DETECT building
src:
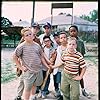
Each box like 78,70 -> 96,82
37,14 -> 98,32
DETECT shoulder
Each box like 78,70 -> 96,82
16,42 -> 25,49
75,51 -> 83,57
39,34 -> 44,38
34,42 -> 40,47
77,37 -> 84,43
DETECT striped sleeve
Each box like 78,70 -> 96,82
14,43 -> 23,57
79,54 -> 86,68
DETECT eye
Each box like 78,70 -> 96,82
26,34 -> 29,37
29,33 -> 32,35
70,30 -> 76,32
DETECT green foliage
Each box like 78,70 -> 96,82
78,31 -> 98,43
80,9 -> 98,23
37,30 -> 44,37
1,17 -> 13,28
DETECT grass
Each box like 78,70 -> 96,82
1,48 -> 17,83
1,59 -> 17,83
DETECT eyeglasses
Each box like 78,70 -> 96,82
44,40 -> 50,42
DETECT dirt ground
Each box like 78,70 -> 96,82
1,58 -> 98,100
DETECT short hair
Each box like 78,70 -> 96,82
59,31 -> 68,37
53,33 -> 59,37
43,35 -> 53,47
21,27 -> 31,36
67,36 -> 77,44
69,25 -> 78,32
43,35 -> 51,41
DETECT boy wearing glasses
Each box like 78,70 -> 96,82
39,22 -> 54,46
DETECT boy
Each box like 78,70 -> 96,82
14,23 -> 41,100
39,35 -> 57,99
13,27 -> 50,100
69,25 -> 90,98
53,32 -> 68,99
52,36 -> 86,100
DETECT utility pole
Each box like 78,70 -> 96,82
51,2 -> 73,25
31,1 -> 35,26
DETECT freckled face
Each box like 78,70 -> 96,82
23,31 -> 34,42
67,39 -> 77,51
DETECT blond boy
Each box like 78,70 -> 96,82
13,27 -> 50,100
52,37 -> 86,100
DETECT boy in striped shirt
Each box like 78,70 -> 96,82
13,27 -> 51,100
52,36 -> 86,100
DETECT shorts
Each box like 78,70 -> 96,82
23,70 -> 43,91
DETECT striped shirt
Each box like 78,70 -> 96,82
14,41 -> 43,72
61,49 -> 86,75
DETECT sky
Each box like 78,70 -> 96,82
1,1 -> 98,23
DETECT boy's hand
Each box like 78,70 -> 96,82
73,75 -> 82,80
52,65 -> 56,69
48,66 -> 53,73
21,66 -> 28,72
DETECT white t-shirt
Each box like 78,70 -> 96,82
53,46 -> 66,75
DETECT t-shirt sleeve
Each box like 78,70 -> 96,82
38,44 -> 43,56
79,54 -> 86,68
54,47 -> 63,65
13,44 -> 23,58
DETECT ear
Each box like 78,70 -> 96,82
23,36 -> 25,41
75,43 -> 77,49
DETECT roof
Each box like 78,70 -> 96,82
37,14 -> 97,26
13,20 -> 31,27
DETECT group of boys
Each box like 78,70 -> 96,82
13,22 -> 90,100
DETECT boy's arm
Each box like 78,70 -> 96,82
13,54 -> 21,68
79,66 -> 86,79
13,54 -> 27,71
40,52 -> 51,69
73,66 -> 86,80
52,62 -> 64,69
43,52 -> 51,65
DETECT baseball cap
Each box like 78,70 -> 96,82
43,22 -> 51,29
31,22 -> 40,29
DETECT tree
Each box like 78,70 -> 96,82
1,17 -> 13,28
89,9 -> 98,23
80,9 -> 98,23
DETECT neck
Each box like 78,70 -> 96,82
62,43 -> 67,47
25,41 -> 34,45
61,44 -> 67,51
67,49 -> 76,54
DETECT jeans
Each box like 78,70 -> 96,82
53,72 -> 61,91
